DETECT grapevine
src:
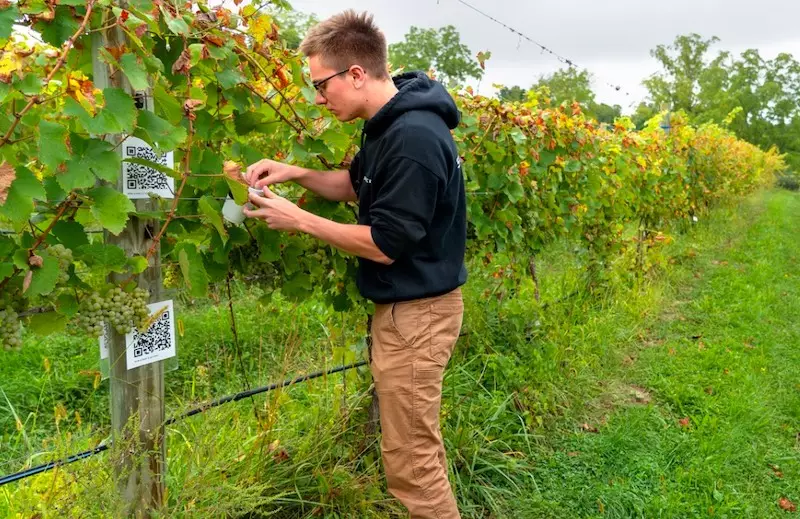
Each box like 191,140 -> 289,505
0,1 -> 786,351
75,287 -> 151,338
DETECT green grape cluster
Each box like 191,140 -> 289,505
48,244 -> 73,284
76,287 -> 151,338
0,307 -> 22,351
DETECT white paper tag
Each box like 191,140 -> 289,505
121,136 -> 175,199
125,300 -> 177,370
99,322 -> 109,360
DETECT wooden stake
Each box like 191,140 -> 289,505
92,26 -> 166,514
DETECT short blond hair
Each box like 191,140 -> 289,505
299,10 -> 390,80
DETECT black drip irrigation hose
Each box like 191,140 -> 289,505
0,360 -> 367,487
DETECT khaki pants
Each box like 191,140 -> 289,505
370,288 -> 463,519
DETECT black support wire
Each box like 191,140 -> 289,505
0,360 -> 367,487
453,0 -> 634,98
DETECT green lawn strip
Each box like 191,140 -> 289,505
523,190 -> 800,518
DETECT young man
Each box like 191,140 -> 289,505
242,10 -> 467,518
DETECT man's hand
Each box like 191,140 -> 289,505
243,187 -> 307,231
245,158 -> 300,188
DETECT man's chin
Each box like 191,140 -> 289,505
332,111 -> 355,122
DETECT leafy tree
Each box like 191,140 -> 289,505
593,103 -> 623,125
645,33 -> 800,169
272,10 -> 319,50
631,102 -> 660,130
498,85 -> 526,103
726,50 -> 800,169
388,25 -> 483,86
643,33 -> 723,117
525,68 -> 621,124
533,68 -> 596,108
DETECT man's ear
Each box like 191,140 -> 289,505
351,65 -> 367,88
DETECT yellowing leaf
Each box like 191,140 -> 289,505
249,15 -> 272,44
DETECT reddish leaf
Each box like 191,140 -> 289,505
275,66 -> 290,89
22,270 -> 32,294
171,49 -> 191,75
223,161 -> 244,184
203,34 -> 225,47
0,161 -> 15,205
679,417 -> 690,428
183,99 -> 204,113
779,497 -> 796,512
106,45 -> 127,62
581,423 -> 599,433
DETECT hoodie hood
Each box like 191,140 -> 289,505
363,71 -> 461,137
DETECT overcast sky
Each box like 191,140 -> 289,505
283,0 -> 800,112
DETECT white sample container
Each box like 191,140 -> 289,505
222,187 -> 264,225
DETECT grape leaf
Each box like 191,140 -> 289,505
15,73 -> 41,96
27,252 -> 60,297
0,262 -> 13,282
65,92 -> 136,135
255,225 -> 281,262
119,53 -> 149,91
36,6 -> 79,46
177,244 -> 209,297
226,178 -> 248,205
0,4 -> 19,39
216,69 -> 245,90
198,195 -> 227,242
537,150 -> 556,168
504,181 -> 525,203
56,293 -> 79,317
51,220 -> 90,250
27,312 -> 68,334
154,83 -> 182,124
59,137 -> 121,190
135,110 -> 187,151
166,16 -> 190,36
103,88 -> 137,133
127,255 -> 149,274
282,271 -> 312,300
77,243 -> 128,273
0,166 -> 46,225
39,121 -> 70,171
89,187 -> 135,235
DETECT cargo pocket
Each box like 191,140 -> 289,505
429,297 -> 464,367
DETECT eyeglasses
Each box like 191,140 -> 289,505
312,68 -> 351,93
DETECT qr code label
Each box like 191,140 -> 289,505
99,322 -> 110,360
121,136 -> 175,199
125,300 -> 177,370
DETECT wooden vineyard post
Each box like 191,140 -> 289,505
91,27 -> 166,514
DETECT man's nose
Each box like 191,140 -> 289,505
314,91 -> 326,105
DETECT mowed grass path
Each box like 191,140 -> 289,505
524,189 -> 800,518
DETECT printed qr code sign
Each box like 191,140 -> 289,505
99,322 -> 110,360
121,136 -> 175,200
125,300 -> 177,370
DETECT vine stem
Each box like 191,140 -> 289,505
0,194 -> 77,293
142,39 -> 194,264
29,194 -> 76,252
243,83 -> 303,135
0,0 -> 96,147
235,46 -> 305,131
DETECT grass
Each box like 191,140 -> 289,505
0,188 -> 798,518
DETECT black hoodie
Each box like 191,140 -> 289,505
348,71 -> 468,304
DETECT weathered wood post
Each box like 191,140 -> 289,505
91,22 -> 166,515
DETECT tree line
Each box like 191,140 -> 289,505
277,12 -> 798,171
